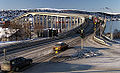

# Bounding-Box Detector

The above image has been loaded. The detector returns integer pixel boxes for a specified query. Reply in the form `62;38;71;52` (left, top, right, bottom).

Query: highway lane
0;18;92;61
23;32;120;73
0;18;95;73
0;34;80;60
0;34;83;73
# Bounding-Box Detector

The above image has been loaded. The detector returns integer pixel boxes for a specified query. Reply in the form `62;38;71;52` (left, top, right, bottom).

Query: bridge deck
11;12;88;21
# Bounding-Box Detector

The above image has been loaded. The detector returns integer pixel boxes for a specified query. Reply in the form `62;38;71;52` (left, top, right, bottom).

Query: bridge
9;12;88;39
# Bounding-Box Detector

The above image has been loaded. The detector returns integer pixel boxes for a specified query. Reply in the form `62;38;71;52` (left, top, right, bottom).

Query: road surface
23;35;120;73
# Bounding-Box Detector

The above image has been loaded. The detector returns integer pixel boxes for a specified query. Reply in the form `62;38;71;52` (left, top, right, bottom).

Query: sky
0;0;120;12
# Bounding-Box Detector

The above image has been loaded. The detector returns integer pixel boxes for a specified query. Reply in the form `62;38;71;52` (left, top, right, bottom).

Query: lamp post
80;29;84;49
110;16;113;40
3;49;7;61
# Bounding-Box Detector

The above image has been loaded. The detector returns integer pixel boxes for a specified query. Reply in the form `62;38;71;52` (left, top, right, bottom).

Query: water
104;21;120;41
104;21;120;33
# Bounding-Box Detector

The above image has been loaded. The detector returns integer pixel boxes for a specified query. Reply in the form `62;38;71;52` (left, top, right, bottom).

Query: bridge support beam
71;16;72;29
68;18;70;31
55;17;57;28
61;18;63;31
50;16;53;28
74;16;76;28
42;15;44;28
77;17;79;26
57;16;59;28
64;17;66;31
46;16;48;28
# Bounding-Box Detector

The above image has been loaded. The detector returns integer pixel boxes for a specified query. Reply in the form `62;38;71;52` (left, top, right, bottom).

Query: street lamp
3;49;7;61
80;29;84;49
110;15;113;40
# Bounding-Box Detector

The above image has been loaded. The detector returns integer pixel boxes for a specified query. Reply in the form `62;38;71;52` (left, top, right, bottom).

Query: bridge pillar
39;15;42;37
24;17;27;35
71;16;73;29
77;17;79;26
57;16;59;28
28;17;32;39
79;18;81;25
64;17;66;31
50;16;53;28
61;18;63;31
46;15;48;28
39;15;41;27
80;17;82;24
68;17;70;31
55;17;57;28
74;16;76;28
33;15;35;33
42;15;45;37
42;15;44;28
26;17;30;38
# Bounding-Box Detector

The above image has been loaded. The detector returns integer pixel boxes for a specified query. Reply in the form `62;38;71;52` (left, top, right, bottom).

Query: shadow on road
24;62;93;73
81;69;120;73
74;46;109;50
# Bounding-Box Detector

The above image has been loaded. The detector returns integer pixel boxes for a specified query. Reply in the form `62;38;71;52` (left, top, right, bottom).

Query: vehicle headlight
55;48;59;50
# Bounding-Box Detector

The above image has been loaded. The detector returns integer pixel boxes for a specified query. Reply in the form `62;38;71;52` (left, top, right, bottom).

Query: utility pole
3;49;6;61
93;17;97;36
99;18;102;38
110;16;113;40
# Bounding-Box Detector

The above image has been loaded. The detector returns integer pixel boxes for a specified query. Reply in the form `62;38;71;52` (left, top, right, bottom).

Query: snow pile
0;27;17;38
50;48;102;62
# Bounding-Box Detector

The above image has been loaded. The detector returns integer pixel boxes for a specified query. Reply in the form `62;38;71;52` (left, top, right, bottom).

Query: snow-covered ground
0;27;20;46
0;27;17;38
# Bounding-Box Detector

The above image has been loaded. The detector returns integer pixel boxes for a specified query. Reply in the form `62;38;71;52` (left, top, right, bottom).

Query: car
53;42;68;54
1;57;32;72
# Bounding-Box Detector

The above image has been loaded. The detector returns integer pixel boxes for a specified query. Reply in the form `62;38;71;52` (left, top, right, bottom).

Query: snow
0;41;20;45
0;27;17;38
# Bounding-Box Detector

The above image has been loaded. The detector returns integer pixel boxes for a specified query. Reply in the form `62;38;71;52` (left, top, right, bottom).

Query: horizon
1;8;120;15
0;0;120;13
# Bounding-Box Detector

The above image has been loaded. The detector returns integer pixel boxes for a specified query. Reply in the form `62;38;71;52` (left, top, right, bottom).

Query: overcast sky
0;0;120;12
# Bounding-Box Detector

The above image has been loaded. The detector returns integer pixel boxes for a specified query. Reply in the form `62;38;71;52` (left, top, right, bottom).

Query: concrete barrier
102;34;120;44
93;36;110;46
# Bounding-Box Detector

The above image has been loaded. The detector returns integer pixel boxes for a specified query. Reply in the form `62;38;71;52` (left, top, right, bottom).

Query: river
104;21;120;41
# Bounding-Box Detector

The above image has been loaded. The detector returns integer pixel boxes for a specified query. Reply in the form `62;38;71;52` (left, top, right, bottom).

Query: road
1;18;112;73
22;34;120;73
0;18;94;73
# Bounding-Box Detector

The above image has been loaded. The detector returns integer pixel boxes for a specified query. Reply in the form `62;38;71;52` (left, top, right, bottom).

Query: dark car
1;57;32;72
53;42;69;54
